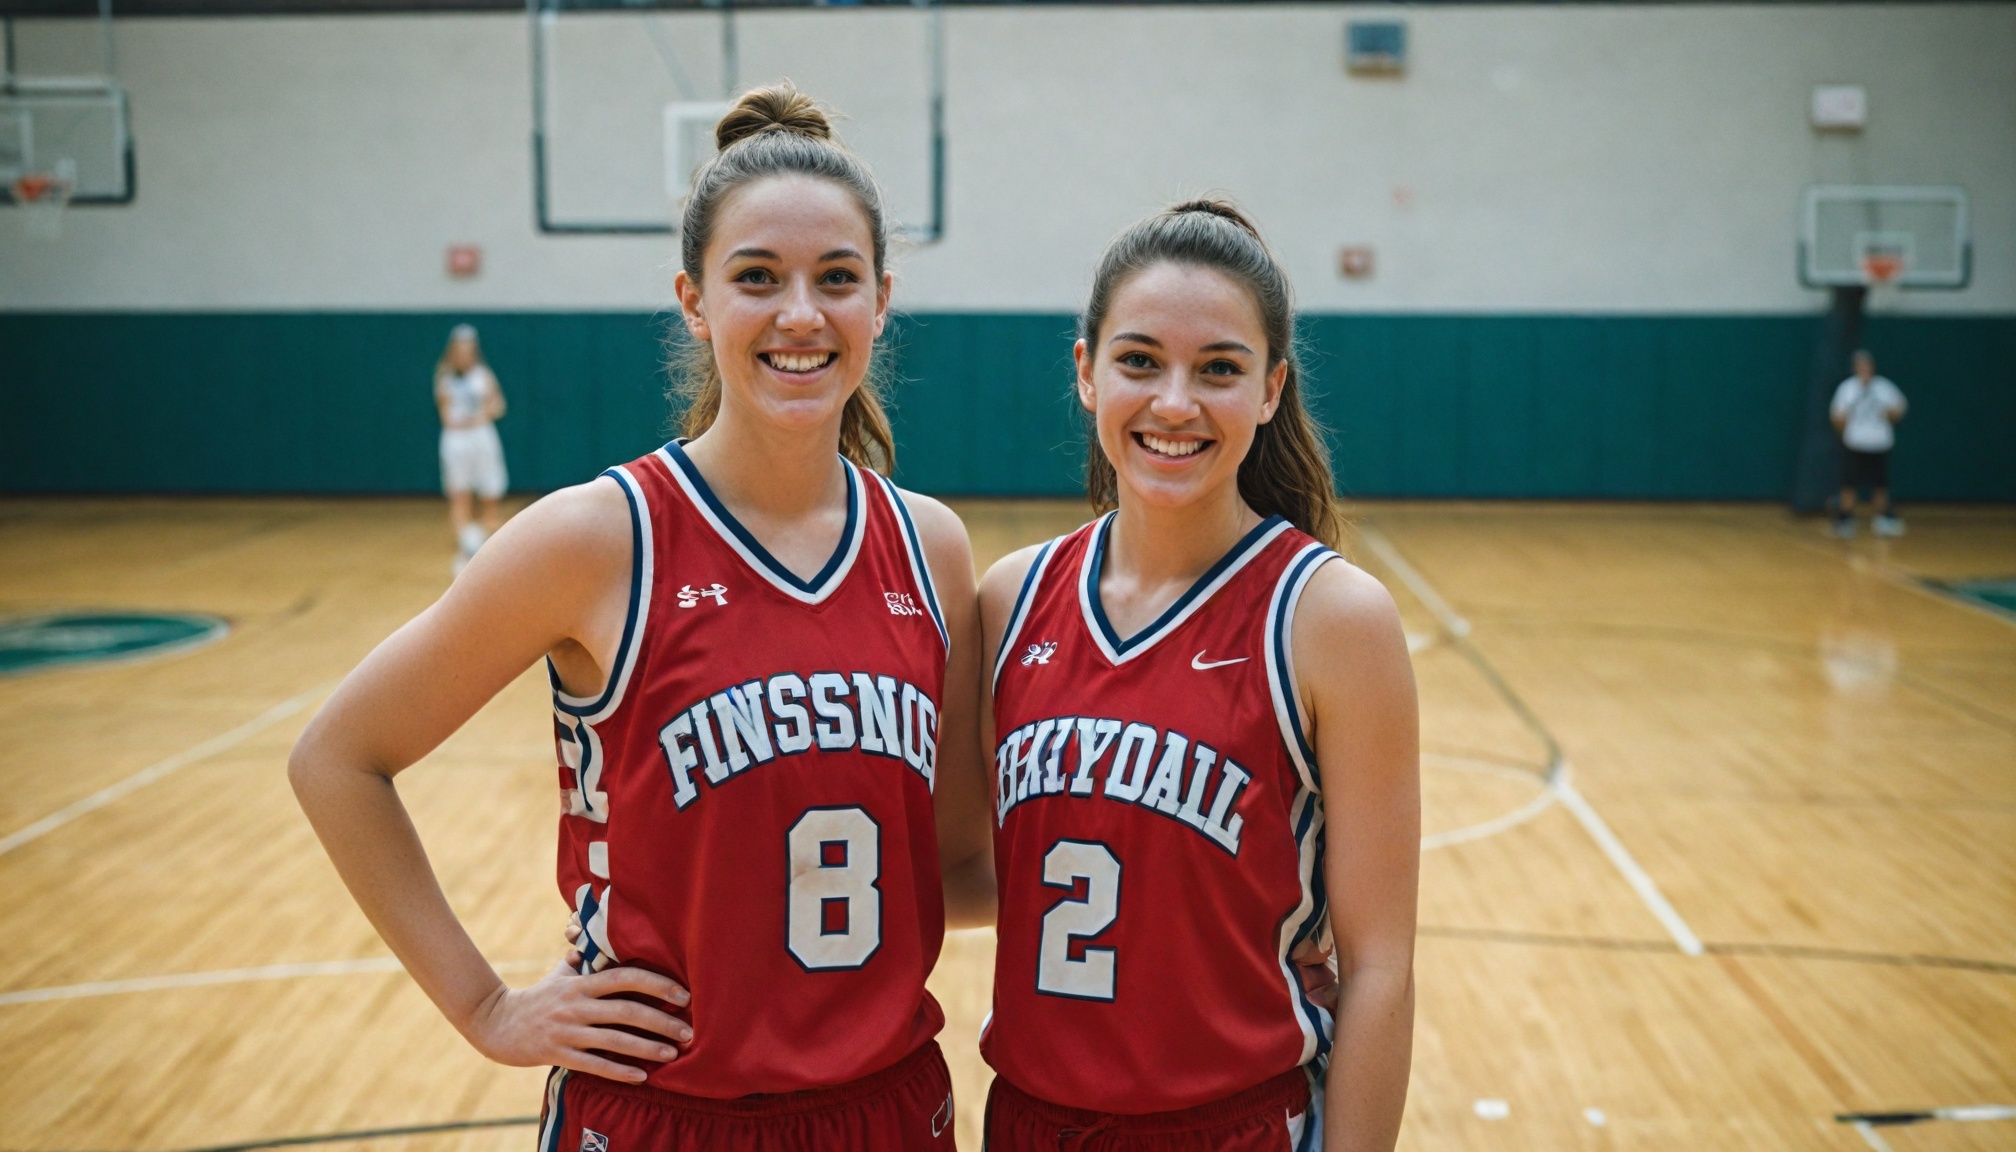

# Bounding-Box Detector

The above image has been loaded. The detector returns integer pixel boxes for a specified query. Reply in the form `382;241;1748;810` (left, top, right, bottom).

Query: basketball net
12;170;74;242
1861;251;1904;286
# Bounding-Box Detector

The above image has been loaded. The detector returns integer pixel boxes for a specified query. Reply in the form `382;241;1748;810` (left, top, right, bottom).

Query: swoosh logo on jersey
1191;651;1249;670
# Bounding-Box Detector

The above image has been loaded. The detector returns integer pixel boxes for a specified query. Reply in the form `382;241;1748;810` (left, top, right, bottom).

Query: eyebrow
726;247;866;264
1108;332;1255;356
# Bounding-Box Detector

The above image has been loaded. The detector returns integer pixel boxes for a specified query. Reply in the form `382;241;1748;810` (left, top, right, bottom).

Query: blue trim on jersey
1269;544;1333;769
993;537;1059;686
874;474;950;650
537;1067;569;1152
1287;795;1334;1059
660;440;860;595
1084;513;1287;656
550;467;647;718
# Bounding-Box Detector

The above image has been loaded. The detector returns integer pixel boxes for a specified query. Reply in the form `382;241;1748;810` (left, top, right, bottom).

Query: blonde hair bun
715;82;834;150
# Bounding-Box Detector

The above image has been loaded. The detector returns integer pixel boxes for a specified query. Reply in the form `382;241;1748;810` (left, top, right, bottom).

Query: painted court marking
1843;1108;2016;1152
0;958;550;1007
1358;524;1705;957
0;683;333;858
1418;753;1557;852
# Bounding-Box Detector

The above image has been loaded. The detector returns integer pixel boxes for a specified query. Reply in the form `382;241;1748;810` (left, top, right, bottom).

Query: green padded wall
3;311;2011;500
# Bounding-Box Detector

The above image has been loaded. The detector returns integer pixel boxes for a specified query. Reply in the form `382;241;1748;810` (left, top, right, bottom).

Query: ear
1073;339;1097;414
1257;359;1288;424
871;268;894;340
675;269;709;343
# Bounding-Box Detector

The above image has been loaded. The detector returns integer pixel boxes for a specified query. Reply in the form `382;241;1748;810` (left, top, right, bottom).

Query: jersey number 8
786;806;882;970
1037;840;1121;1000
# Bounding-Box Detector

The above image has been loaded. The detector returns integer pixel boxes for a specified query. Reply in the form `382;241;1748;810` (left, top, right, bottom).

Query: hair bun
715;82;833;150
1168;197;1262;239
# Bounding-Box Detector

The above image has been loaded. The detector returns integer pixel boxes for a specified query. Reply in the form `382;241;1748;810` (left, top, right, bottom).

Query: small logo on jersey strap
677;583;728;608
884;591;925;617
580;1130;609;1152
1021;640;1058;666
1191;651;1249;670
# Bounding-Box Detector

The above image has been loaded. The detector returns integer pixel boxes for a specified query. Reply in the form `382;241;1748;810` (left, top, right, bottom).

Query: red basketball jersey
982;513;1337;1115
551;441;949;1098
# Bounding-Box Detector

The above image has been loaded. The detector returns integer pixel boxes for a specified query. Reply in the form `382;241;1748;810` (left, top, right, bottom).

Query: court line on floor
0;682;334;858
175;1117;541;1152
1840;1105;2016;1151
1418;925;2016;976
1357;524;1705;957
0;958;551;1007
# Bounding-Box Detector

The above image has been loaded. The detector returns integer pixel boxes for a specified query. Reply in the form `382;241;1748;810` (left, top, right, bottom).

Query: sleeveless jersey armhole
991;537;1061;691
1264;542;1339;795
873;474;951;653
548;466;655;722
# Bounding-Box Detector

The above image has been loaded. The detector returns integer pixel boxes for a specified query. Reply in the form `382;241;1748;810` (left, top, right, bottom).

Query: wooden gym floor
0;497;2010;1152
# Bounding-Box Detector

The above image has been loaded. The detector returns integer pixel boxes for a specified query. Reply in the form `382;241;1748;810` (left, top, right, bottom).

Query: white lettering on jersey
653;670;941;810
884;591;925;616
995;715;1253;854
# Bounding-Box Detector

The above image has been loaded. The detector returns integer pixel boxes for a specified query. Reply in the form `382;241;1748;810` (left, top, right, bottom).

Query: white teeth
1141;433;1204;458
767;352;831;373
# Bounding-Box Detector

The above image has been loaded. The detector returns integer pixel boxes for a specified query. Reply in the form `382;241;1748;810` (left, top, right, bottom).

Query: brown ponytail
669;82;896;474
1080;198;1342;547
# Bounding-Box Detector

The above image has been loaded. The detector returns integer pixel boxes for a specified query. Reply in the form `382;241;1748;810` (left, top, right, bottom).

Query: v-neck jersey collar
656;439;865;604
1078;511;1291;665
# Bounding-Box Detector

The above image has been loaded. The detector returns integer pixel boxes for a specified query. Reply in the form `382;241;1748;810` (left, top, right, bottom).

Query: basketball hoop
11;164;75;242
1861;251;1904;286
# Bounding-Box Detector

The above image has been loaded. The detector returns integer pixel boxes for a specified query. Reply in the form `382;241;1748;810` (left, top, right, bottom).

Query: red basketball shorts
984;1067;1314;1152
537;1041;956;1152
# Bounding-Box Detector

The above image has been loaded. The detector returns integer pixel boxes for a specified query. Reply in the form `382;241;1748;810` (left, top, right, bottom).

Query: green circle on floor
0;613;229;676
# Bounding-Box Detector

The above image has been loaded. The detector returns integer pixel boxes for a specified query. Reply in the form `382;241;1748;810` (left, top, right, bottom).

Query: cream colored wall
4;4;2012;314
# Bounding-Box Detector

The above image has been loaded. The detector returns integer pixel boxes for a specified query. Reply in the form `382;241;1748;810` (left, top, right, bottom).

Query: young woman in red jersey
977;201;1419;1151
290;85;993;1151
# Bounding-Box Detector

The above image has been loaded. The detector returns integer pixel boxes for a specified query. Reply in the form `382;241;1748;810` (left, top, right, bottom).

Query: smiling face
1077;261;1287;513
676;174;892;435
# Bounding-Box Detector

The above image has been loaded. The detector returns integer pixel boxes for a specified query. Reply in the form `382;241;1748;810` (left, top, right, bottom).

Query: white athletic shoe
1873;515;1905;538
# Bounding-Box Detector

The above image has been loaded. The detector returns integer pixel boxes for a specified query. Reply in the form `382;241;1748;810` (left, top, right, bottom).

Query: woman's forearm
289;751;505;1039
1322;961;1415;1152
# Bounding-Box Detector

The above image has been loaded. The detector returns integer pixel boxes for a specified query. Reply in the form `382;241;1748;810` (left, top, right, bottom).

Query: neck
681;396;849;521
1106;478;1261;589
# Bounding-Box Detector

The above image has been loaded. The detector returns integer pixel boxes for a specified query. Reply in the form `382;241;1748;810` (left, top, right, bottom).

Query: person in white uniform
435;323;509;571
1829;349;1906;538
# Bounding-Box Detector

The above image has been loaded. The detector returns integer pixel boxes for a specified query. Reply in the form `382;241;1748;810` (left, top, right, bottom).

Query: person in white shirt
1829;349;1906;538
435;324;509;571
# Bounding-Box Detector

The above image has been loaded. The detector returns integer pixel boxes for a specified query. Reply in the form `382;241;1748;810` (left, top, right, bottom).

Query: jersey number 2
786;806;882;970
1037;840;1121;1000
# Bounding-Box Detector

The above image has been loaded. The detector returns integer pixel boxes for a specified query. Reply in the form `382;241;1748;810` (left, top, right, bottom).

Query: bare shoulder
889;486;974;582
449;475;630;609
979;543;1047;629
1293;558;1409;672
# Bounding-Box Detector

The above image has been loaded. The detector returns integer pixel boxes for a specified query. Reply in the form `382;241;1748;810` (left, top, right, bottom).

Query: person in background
436;323;509;573
1829;349;1907;539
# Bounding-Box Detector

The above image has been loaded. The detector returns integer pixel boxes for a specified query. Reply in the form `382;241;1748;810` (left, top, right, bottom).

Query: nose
1147;369;1203;423
776;276;826;334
